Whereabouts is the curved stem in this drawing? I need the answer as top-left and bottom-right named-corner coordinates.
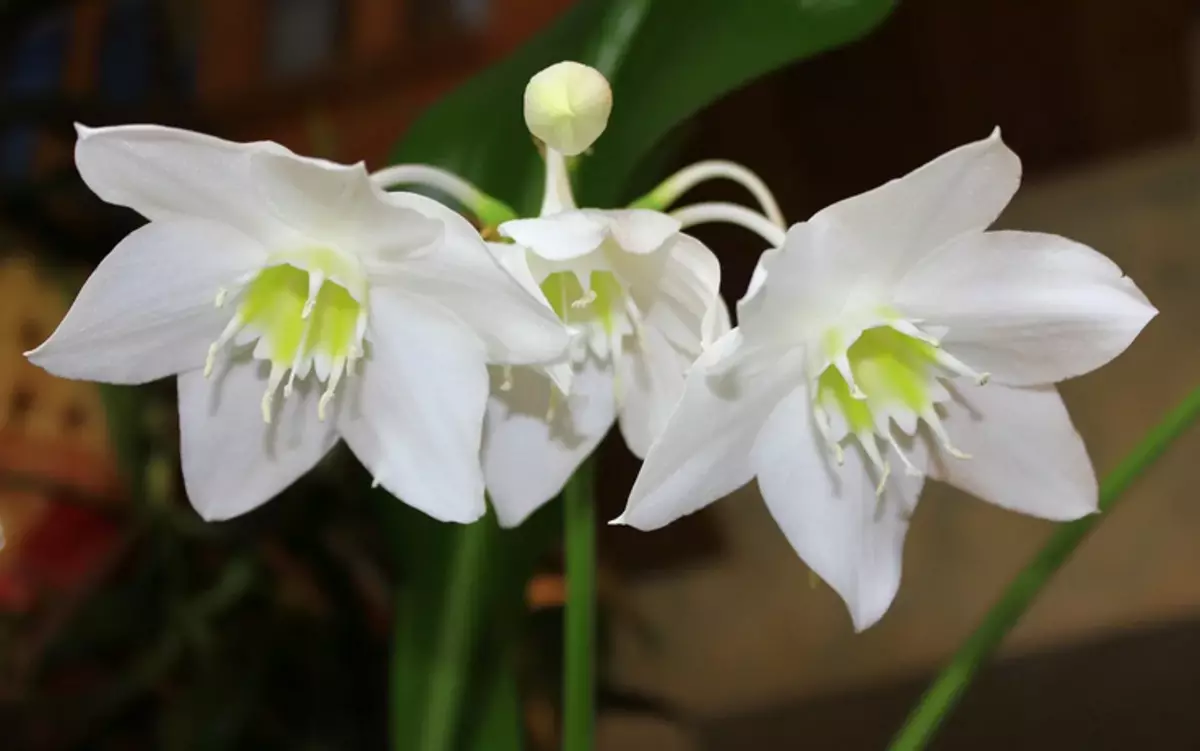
top-left (371, 164), bottom-right (516, 225)
top-left (541, 147), bottom-right (577, 216)
top-left (888, 382), bottom-right (1200, 751)
top-left (563, 456), bottom-right (597, 751)
top-left (636, 160), bottom-right (785, 227)
top-left (672, 201), bottom-right (787, 247)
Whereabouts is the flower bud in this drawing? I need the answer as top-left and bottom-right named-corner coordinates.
top-left (524, 61), bottom-right (612, 157)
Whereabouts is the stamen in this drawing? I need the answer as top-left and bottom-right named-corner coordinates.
top-left (285, 314), bottom-right (317, 398)
top-left (571, 289), bottom-right (597, 309)
top-left (812, 402), bottom-right (845, 465)
top-left (859, 431), bottom-right (888, 478)
top-left (302, 270), bottom-right (325, 319)
top-left (875, 461), bottom-right (891, 497)
top-left (833, 353), bottom-right (866, 399)
top-left (932, 348), bottom-right (990, 385)
top-left (886, 432), bottom-right (923, 477)
top-left (214, 287), bottom-right (229, 308)
top-left (261, 364), bottom-right (288, 423)
top-left (499, 365), bottom-right (514, 392)
top-left (922, 407), bottom-right (971, 459)
top-left (886, 319), bottom-right (939, 347)
top-left (204, 314), bottom-right (246, 378)
top-left (318, 358), bottom-right (346, 421)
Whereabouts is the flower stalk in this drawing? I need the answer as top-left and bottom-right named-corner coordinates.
top-left (887, 382), bottom-right (1200, 751)
top-left (563, 457), bottom-right (598, 751)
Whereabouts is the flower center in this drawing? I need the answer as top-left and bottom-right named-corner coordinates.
top-left (812, 324), bottom-right (986, 492)
top-left (205, 252), bottom-right (368, 423)
top-left (540, 269), bottom-right (631, 360)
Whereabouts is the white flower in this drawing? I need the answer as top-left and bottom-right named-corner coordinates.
top-left (27, 125), bottom-right (570, 523)
top-left (482, 207), bottom-right (727, 527)
top-left (616, 131), bottom-right (1157, 631)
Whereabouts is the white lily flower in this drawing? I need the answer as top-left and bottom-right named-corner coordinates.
top-left (470, 62), bottom-right (754, 528)
top-left (28, 125), bottom-right (571, 524)
top-left (483, 206), bottom-right (728, 527)
top-left (616, 131), bottom-right (1157, 631)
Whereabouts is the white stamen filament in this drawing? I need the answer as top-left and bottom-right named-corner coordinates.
top-left (499, 365), bottom-right (514, 392)
top-left (655, 161), bottom-right (785, 227)
top-left (832, 352), bottom-right (866, 399)
top-left (262, 364), bottom-right (287, 423)
top-left (812, 402), bottom-right (845, 465)
top-left (672, 202), bottom-right (787, 248)
top-left (886, 432), bottom-right (923, 476)
top-left (887, 318), bottom-right (939, 347)
top-left (205, 313), bottom-right (247, 377)
top-left (933, 348), bottom-right (990, 385)
top-left (318, 358), bottom-right (346, 421)
top-left (302, 270), bottom-right (325, 319)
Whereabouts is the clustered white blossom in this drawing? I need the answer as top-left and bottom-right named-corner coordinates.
top-left (29, 61), bottom-right (1156, 629)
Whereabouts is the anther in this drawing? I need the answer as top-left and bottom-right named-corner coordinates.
top-left (813, 402), bottom-right (845, 465)
top-left (499, 365), bottom-right (514, 392)
top-left (571, 289), bottom-right (597, 309)
top-left (214, 287), bottom-right (229, 308)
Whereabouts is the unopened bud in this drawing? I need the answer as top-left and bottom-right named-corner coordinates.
top-left (524, 61), bottom-right (612, 157)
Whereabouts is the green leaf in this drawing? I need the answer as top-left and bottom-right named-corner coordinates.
top-left (393, 0), bottom-right (895, 213)
top-left (385, 1), bottom-right (896, 749)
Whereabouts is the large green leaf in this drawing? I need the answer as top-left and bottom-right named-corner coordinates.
top-left (384, 1), bottom-right (895, 749)
top-left (393, 0), bottom-right (895, 213)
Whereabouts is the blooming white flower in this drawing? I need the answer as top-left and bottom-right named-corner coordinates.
top-left (28, 125), bottom-right (571, 523)
top-left (482, 207), bottom-right (727, 527)
top-left (616, 131), bottom-right (1157, 631)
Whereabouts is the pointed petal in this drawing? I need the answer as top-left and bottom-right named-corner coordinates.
top-left (178, 360), bottom-right (339, 520)
top-left (251, 153), bottom-right (442, 259)
top-left (338, 293), bottom-right (489, 523)
top-left (616, 325), bottom-right (690, 459)
top-left (810, 129), bottom-right (1020, 280)
top-left (740, 132), bottom-right (1021, 340)
top-left (484, 359), bottom-right (615, 528)
top-left (28, 219), bottom-right (265, 384)
top-left (598, 209), bottom-right (681, 254)
top-left (368, 192), bottom-right (571, 368)
top-left (499, 211), bottom-right (607, 261)
top-left (753, 385), bottom-right (923, 631)
top-left (616, 330), bottom-right (802, 530)
top-left (75, 124), bottom-right (292, 245)
top-left (895, 231), bottom-right (1157, 385)
top-left (618, 234), bottom-right (724, 357)
top-left (928, 382), bottom-right (1097, 520)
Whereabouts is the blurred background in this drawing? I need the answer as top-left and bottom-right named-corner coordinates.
top-left (1, 0), bottom-right (1199, 749)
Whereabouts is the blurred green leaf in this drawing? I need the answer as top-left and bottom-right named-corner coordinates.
top-left (386, 1), bottom-right (895, 749)
top-left (393, 0), bottom-right (895, 213)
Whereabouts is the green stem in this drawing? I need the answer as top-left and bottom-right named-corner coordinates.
top-left (393, 518), bottom-right (489, 751)
top-left (888, 383), bottom-right (1200, 751)
top-left (563, 457), bottom-right (598, 751)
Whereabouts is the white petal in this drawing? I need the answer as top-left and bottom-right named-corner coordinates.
top-left (598, 209), bottom-right (681, 254)
top-left (753, 385), bottom-right (923, 631)
top-left (368, 193), bottom-right (572, 368)
top-left (338, 293), bottom-right (489, 523)
top-left (895, 231), bottom-right (1157, 385)
top-left (484, 359), bottom-right (615, 528)
top-left (621, 235), bottom-right (724, 357)
top-left (928, 382), bottom-right (1097, 520)
top-left (27, 219), bottom-right (265, 384)
top-left (616, 324), bottom-right (691, 459)
top-left (499, 211), bottom-right (607, 261)
top-left (178, 360), bottom-right (339, 521)
top-left (75, 124), bottom-right (291, 246)
top-left (739, 132), bottom-right (1021, 341)
top-left (251, 154), bottom-right (442, 260)
top-left (616, 330), bottom-right (802, 530)
top-left (810, 129), bottom-right (1020, 281)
